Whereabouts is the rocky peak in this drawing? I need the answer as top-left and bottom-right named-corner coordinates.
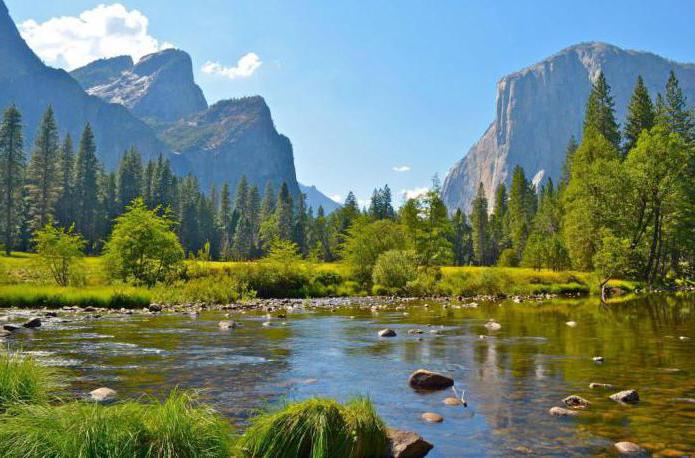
top-left (442, 42), bottom-right (695, 213)
top-left (70, 55), bottom-right (134, 90)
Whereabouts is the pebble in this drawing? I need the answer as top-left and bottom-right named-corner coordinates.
top-left (614, 441), bottom-right (645, 455)
top-left (562, 395), bottom-right (590, 409)
top-left (218, 320), bottom-right (238, 329)
top-left (592, 356), bottom-right (604, 362)
top-left (589, 382), bottom-right (614, 389)
top-left (421, 412), bottom-right (443, 423)
top-left (378, 328), bottom-right (397, 337)
top-left (484, 319), bottom-right (501, 331)
top-left (442, 397), bottom-right (463, 406)
top-left (610, 389), bottom-right (640, 404)
top-left (565, 321), bottom-right (577, 327)
top-left (548, 406), bottom-right (578, 417)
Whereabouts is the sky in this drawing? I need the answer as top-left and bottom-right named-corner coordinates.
top-left (6, 0), bottom-right (695, 207)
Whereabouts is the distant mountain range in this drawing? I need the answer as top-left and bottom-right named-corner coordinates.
top-left (299, 184), bottom-right (341, 214)
top-left (442, 42), bottom-right (695, 213)
top-left (0, 0), bottom-right (308, 200)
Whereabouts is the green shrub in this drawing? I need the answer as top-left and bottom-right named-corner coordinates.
top-left (0, 351), bottom-right (57, 409)
top-left (442, 269), bottom-right (513, 296)
top-left (0, 390), bottom-right (233, 458)
top-left (237, 397), bottom-right (387, 458)
top-left (497, 248), bottom-right (519, 267)
top-left (153, 274), bottom-right (255, 305)
top-left (371, 250), bottom-right (418, 294)
top-left (406, 266), bottom-right (444, 296)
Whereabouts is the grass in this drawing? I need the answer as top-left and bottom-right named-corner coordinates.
top-left (236, 397), bottom-right (387, 458)
top-left (0, 390), bottom-right (234, 458)
top-left (0, 285), bottom-right (151, 309)
top-left (0, 351), bottom-right (58, 409)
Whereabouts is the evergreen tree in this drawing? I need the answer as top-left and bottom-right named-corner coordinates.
top-left (583, 71), bottom-right (621, 149)
top-left (73, 124), bottom-right (100, 248)
top-left (0, 105), bottom-right (25, 255)
top-left (469, 183), bottom-right (489, 265)
top-left (623, 75), bottom-right (655, 154)
top-left (152, 154), bottom-right (175, 211)
top-left (55, 134), bottom-right (74, 228)
top-left (275, 182), bottom-right (294, 241)
top-left (247, 185), bottom-right (261, 251)
top-left (561, 135), bottom-right (579, 186)
top-left (143, 160), bottom-right (155, 208)
top-left (26, 106), bottom-right (60, 230)
top-left (233, 176), bottom-right (249, 215)
top-left (451, 208), bottom-right (472, 266)
top-left (488, 183), bottom-right (508, 262)
top-left (294, 193), bottom-right (309, 255)
top-left (658, 70), bottom-right (695, 143)
top-left (98, 170), bottom-right (118, 245)
top-left (219, 182), bottom-right (233, 258)
top-left (260, 182), bottom-right (276, 222)
top-left (116, 147), bottom-right (143, 211)
top-left (507, 165), bottom-right (535, 257)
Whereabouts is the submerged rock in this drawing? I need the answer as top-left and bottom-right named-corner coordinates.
top-left (565, 321), bottom-right (577, 327)
top-left (218, 320), bottom-right (238, 329)
top-left (562, 395), bottom-right (591, 409)
top-left (386, 428), bottom-right (433, 458)
top-left (408, 329), bottom-right (425, 335)
top-left (421, 412), bottom-right (443, 423)
top-left (23, 317), bottom-right (41, 328)
top-left (614, 441), bottom-right (646, 455)
top-left (592, 356), bottom-right (604, 362)
top-left (484, 320), bottom-right (501, 331)
top-left (549, 406), bottom-right (578, 417)
top-left (379, 328), bottom-right (397, 337)
top-left (3, 324), bottom-right (20, 332)
top-left (610, 389), bottom-right (640, 404)
top-left (408, 369), bottom-right (454, 390)
top-left (89, 387), bottom-right (118, 403)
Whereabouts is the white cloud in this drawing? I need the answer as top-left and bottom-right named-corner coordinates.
top-left (401, 187), bottom-right (429, 200)
top-left (19, 3), bottom-right (173, 70)
top-left (392, 165), bottom-right (411, 172)
top-left (202, 53), bottom-right (262, 79)
top-left (329, 194), bottom-right (342, 203)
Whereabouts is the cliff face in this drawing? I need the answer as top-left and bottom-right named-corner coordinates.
top-left (442, 42), bottom-right (695, 213)
top-left (162, 96), bottom-right (301, 197)
top-left (71, 49), bottom-right (208, 123)
top-left (0, 1), bottom-right (167, 169)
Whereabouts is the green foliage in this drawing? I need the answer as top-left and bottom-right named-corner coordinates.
top-left (341, 217), bottom-right (406, 285)
top-left (237, 397), bottom-right (387, 458)
top-left (593, 229), bottom-right (631, 296)
top-left (583, 71), bottom-right (621, 149)
top-left (26, 106), bottom-right (61, 231)
top-left (153, 274), bottom-right (254, 305)
top-left (33, 222), bottom-right (85, 286)
top-left (0, 390), bottom-right (234, 458)
top-left (73, 123), bottom-right (100, 248)
top-left (0, 284), bottom-right (151, 309)
top-left (497, 248), bottom-right (519, 267)
top-left (371, 249), bottom-right (418, 293)
top-left (104, 198), bottom-right (184, 286)
top-left (0, 351), bottom-right (57, 410)
top-left (470, 182), bottom-right (490, 265)
top-left (623, 75), bottom-right (655, 154)
top-left (0, 105), bottom-right (25, 255)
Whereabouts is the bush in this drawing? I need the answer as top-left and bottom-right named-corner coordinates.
top-left (33, 223), bottom-right (86, 286)
top-left (406, 266), bottom-right (444, 296)
top-left (237, 397), bottom-right (387, 458)
top-left (0, 351), bottom-right (57, 409)
top-left (371, 250), bottom-right (418, 294)
top-left (153, 274), bottom-right (255, 305)
top-left (0, 390), bottom-right (234, 458)
top-left (497, 248), bottom-right (519, 267)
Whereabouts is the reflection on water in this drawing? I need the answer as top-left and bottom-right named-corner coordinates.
top-left (4, 293), bottom-right (694, 457)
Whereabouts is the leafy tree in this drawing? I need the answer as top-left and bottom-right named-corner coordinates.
top-left (401, 180), bottom-right (452, 266)
top-left (73, 124), bottom-right (99, 248)
top-left (26, 106), bottom-right (60, 230)
top-left (469, 183), bottom-right (489, 265)
top-left (0, 105), bottom-right (24, 255)
top-left (341, 217), bottom-right (406, 285)
top-left (104, 198), bottom-right (184, 286)
top-left (33, 222), bottom-right (85, 286)
top-left (623, 75), bottom-right (655, 154)
top-left (583, 71), bottom-right (621, 149)
top-left (593, 229), bottom-right (630, 301)
top-left (372, 249), bottom-right (418, 292)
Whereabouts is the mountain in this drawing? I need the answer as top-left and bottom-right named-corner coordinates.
top-left (299, 184), bottom-right (341, 214)
top-left (71, 49), bottom-right (208, 123)
top-left (442, 42), bottom-right (695, 213)
top-left (0, 0), bottom-right (167, 170)
top-left (162, 96), bottom-right (301, 197)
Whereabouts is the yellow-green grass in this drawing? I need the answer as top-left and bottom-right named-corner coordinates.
top-left (0, 351), bottom-right (59, 410)
top-left (0, 285), bottom-right (151, 309)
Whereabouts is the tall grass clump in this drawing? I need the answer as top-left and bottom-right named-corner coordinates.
top-left (0, 390), bottom-right (234, 458)
top-left (0, 285), bottom-right (151, 309)
top-left (237, 397), bottom-right (387, 458)
top-left (0, 351), bottom-right (57, 409)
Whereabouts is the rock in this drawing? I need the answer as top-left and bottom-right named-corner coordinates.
top-left (484, 320), bottom-right (501, 331)
top-left (443, 397), bottom-right (464, 406)
top-left (89, 387), bottom-right (118, 403)
top-left (148, 304), bottom-right (163, 312)
top-left (589, 382), bottom-right (614, 389)
top-left (549, 406), bottom-right (578, 417)
top-left (614, 441), bottom-right (646, 455)
top-left (592, 356), bottom-right (604, 362)
top-left (679, 336), bottom-right (689, 341)
top-left (562, 395), bottom-right (591, 409)
top-left (408, 369), bottom-right (454, 390)
top-left (408, 329), bottom-right (425, 335)
top-left (44, 311), bottom-right (58, 318)
top-left (565, 321), bottom-right (577, 327)
top-left (3, 324), bottom-right (20, 332)
top-left (385, 428), bottom-right (433, 458)
top-left (421, 412), bottom-right (443, 423)
top-left (22, 317), bottom-right (41, 328)
top-left (610, 389), bottom-right (640, 404)
top-left (379, 328), bottom-right (397, 337)
top-left (218, 320), bottom-right (238, 329)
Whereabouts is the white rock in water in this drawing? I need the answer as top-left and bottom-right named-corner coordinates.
top-left (565, 321), bottom-right (577, 327)
top-left (614, 441), bottom-right (645, 455)
top-left (89, 387), bottom-right (117, 403)
top-left (484, 320), bottom-right (501, 331)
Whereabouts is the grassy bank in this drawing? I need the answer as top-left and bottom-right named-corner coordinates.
top-left (0, 285), bottom-right (151, 309)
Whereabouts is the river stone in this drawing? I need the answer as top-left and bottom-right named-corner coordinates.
top-left (218, 320), bottom-right (238, 329)
top-left (610, 389), bottom-right (640, 404)
top-left (484, 320), bottom-right (501, 331)
top-left (379, 328), bottom-right (397, 337)
top-left (408, 329), bottom-right (425, 335)
top-left (592, 356), bottom-right (604, 362)
top-left (442, 397), bottom-right (464, 406)
top-left (3, 324), bottom-right (19, 332)
top-left (562, 395), bottom-right (591, 409)
top-left (549, 406), bottom-right (578, 417)
top-left (565, 321), bottom-right (577, 327)
top-left (614, 441), bottom-right (646, 455)
top-left (0, 315), bottom-right (8, 321)
top-left (23, 317), bottom-right (41, 328)
top-left (44, 311), bottom-right (58, 318)
top-left (421, 412), bottom-right (443, 423)
top-left (385, 428), bottom-right (433, 458)
top-left (408, 369), bottom-right (454, 390)
top-left (89, 387), bottom-right (117, 403)
top-left (148, 304), bottom-right (163, 312)
top-left (589, 382), bottom-right (614, 389)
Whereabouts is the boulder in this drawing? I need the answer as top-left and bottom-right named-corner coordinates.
top-left (562, 395), bottom-right (590, 409)
top-left (386, 428), bottom-right (433, 458)
top-left (23, 317), bottom-right (41, 328)
top-left (148, 304), bottom-right (163, 312)
top-left (89, 387), bottom-right (118, 403)
top-left (379, 328), bottom-right (397, 337)
top-left (421, 412), bottom-right (443, 423)
top-left (3, 324), bottom-right (20, 332)
top-left (614, 441), bottom-right (646, 455)
top-left (549, 406), bottom-right (578, 417)
top-left (218, 320), bottom-right (238, 329)
top-left (610, 389), bottom-right (639, 404)
top-left (408, 369), bottom-right (454, 390)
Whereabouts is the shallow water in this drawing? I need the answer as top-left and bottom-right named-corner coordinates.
top-left (3, 293), bottom-right (694, 457)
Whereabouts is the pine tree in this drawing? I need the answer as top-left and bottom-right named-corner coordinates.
top-left (0, 105), bottom-right (25, 255)
top-left (623, 75), bottom-right (655, 154)
top-left (561, 135), bottom-right (579, 186)
top-left (247, 185), bottom-right (261, 250)
top-left (294, 192), bottom-right (309, 255)
top-left (507, 166), bottom-right (535, 257)
top-left (152, 154), bottom-right (175, 211)
top-left (219, 182), bottom-right (232, 258)
top-left (451, 209), bottom-right (473, 266)
top-left (584, 71), bottom-right (621, 149)
top-left (275, 182), bottom-right (294, 241)
top-left (469, 183), bottom-right (489, 266)
top-left (233, 176), bottom-right (249, 216)
top-left (55, 134), bottom-right (74, 228)
top-left (73, 123), bottom-right (100, 248)
top-left (488, 183), bottom-right (508, 262)
top-left (143, 160), bottom-right (155, 208)
top-left (26, 106), bottom-right (61, 230)
top-left (659, 70), bottom-right (695, 143)
top-left (116, 147), bottom-right (143, 211)
top-left (260, 182), bottom-right (276, 222)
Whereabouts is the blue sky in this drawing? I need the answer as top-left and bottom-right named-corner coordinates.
top-left (7, 0), bottom-right (695, 206)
